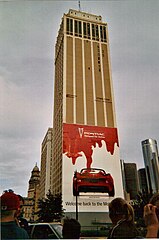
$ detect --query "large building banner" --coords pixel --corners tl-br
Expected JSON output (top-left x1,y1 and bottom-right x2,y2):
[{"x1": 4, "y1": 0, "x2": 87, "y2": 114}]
[{"x1": 62, "y1": 123, "x2": 124, "y2": 212}]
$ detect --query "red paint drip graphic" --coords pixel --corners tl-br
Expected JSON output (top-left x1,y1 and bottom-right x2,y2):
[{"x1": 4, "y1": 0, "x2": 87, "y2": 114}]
[{"x1": 63, "y1": 123, "x2": 119, "y2": 169}]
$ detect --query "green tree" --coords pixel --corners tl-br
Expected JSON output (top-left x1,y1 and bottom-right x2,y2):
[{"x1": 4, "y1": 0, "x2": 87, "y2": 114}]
[{"x1": 36, "y1": 190, "x2": 65, "y2": 222}]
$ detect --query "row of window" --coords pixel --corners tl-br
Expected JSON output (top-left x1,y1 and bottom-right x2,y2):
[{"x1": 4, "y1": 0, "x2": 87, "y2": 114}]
[{"x1": 66, "y1": 18, "x2": 107, "y2": 42}]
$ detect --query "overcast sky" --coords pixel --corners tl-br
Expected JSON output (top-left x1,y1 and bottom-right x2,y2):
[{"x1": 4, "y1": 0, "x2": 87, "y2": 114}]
[{"x1": 1, "y1": 0, "x2": 159, "y2": 197}]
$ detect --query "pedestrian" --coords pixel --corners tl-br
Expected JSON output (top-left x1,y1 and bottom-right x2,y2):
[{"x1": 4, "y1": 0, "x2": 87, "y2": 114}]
[
  {"x1": 144, "y1": 193, "x2": 159, "y2": 238},
  {"x1": 16, "y1": 194, "x2": 29, "y2": 232},
  {"x1": 107, "y1": 197, "x2": 141, "y2": 238},
  {"x1": 0, "y1": 189, "x2": 29, "y2": 239},
  {"x1": 62, "y1": 217, "x2": 81, "y2": 239}
]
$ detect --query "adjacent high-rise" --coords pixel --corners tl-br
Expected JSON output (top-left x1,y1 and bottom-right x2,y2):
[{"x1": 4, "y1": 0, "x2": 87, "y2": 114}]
[
  {"x1": 138, "y1": 168, "x2": 148, "y2": 194},
  {"x1": 39, "y1": 128, "x2": 53, "y2": 198},
  {"x1": 124, "y1": 163, "x2": 139, "y2": 199},
  {"x1": 120, "y1": 160, "x2": 140, "y2": 200},
  {"x1": 141, "y1": 139, "x2": 159, "y2": 193}
]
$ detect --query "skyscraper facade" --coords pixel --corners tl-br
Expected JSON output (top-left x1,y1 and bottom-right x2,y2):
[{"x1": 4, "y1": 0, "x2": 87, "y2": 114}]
[
  {"x1": 124, "y1": 163, "x2": 139, "y2": 199},
  {"x1": 138, "y1": 168, "x2": 148, "y2": 194},
  {"x1": 51, "y1": 9, "x2": 123, "y2": 224},
  {"x1": 39, "y1": 128, "x2": 53, "y2": 199},
  {"x1": 141, "y1": 139, "x2": 159, "y2": 193}
]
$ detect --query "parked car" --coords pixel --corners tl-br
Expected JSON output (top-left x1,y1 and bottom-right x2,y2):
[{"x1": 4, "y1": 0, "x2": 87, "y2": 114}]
[
  {"x1": 28, "y1": 222, "x2": 62, "y2": 239},
  {"x1": 73, "y1": 168, "x2": 115, "y2": 197}
]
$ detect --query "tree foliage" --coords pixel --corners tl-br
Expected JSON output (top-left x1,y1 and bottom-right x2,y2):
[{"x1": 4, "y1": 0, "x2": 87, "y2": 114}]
[{"x1": 36, "y1": 190, "x2": 65, "y2": 222}]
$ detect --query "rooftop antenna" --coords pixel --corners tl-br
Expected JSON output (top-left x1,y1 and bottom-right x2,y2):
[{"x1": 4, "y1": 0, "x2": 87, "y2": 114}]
[{"x1": 78, "y1": 0, "x2": 81, "y2": 11}]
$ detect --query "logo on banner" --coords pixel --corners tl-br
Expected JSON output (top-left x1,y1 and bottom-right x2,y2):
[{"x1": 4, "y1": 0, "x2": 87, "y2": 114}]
[{"x1": 78, "y1": 128, "x2": 84, "y2": 138}]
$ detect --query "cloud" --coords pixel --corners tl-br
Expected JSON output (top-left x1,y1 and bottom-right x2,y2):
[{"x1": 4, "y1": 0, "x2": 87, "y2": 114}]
[{"x1": 0, "y1": 58, "x2": 52, "y2": 196}]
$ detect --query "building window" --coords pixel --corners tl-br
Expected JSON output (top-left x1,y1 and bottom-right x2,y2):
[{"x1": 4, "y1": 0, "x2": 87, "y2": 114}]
[
  {"x1": 79, "y1": 21, "x2": 81, "y2": 36},
  {"x1": 103, "y1": 26, "x2": 107, "y2": 42},
  {"x1": 87, "y1": 23, "x2": 90, "y2": 39},
  {"x1": 66, "y1": 18, "x2": 69, "y2": 33},
  {"x1": 100, "y1": 25, "x2": 107, "y2": 42},
  {"x1": 92, "y1": 24, "x2": 99, "y2": 41},
  {"x1": 92, "y1": 24, "x2": 95, "y2": 40},
  {"x1": 70, "y1": 19, "x2": 73, "y2": 34},
  {"x1": 83, "y1": 22, "x2": 91, "y2": 39},
  {"x1": 75, "y1": 20, "x2": 78, "y2": 36},
  {"x1": 95, "y1": 25, "x2": 99, "y2": 41},
  {"x1": 75, "y1": 20, "x2": 82, "y2": 37},
  {"x1": 100, "y1": 26, "x2": 103, "y2": 41},
  {"x1": 66, "y1": 18, "x2": 73, "y2": 35},
  {"x1": 83, "y1": 22, "x2": 87, "y2": 38}
]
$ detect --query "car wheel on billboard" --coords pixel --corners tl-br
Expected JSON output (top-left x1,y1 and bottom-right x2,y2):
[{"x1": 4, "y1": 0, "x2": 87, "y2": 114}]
[{"x1": 109, "y1": 187, "x2": 115, "y2": 197}]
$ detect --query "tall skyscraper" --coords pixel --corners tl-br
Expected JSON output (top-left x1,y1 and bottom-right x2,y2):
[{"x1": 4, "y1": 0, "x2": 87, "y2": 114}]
[
  {"x1": 51, "y1": 9, "x2": 123, "y2": 224},
  {"x1": 138, "y1": 168, "x2": 148, "y2": 194},
  {"x1": 141, "y1": 139, "x2": 159, "y2": 193},
  {"x1": 39, "y1": 128, "x2": 53, "y2": 199},
  {"x1": 124, "y1": 163, "x2": 139, "y2": 199}
]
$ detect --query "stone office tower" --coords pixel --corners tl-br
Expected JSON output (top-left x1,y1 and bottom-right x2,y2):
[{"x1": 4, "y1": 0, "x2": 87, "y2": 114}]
[{"x1": 51, "y1": 9, "x2": 117, "y2": 194}]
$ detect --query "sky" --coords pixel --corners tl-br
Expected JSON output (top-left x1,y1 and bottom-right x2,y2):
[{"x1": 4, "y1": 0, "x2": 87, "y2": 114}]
[{"x1": 0, "y1": 0, "x2": 159, "y2": 197}]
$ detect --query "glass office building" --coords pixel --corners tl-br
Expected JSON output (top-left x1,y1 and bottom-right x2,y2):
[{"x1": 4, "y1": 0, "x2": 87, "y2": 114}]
[{"x1": 141, "y1": 139, "x2": 159, "y2": 193}]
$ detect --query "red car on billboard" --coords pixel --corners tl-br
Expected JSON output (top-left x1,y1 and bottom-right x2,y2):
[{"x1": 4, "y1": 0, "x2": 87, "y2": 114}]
[{"x1": 73, "y1": 168, "x2": 115, "y2": 197}]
